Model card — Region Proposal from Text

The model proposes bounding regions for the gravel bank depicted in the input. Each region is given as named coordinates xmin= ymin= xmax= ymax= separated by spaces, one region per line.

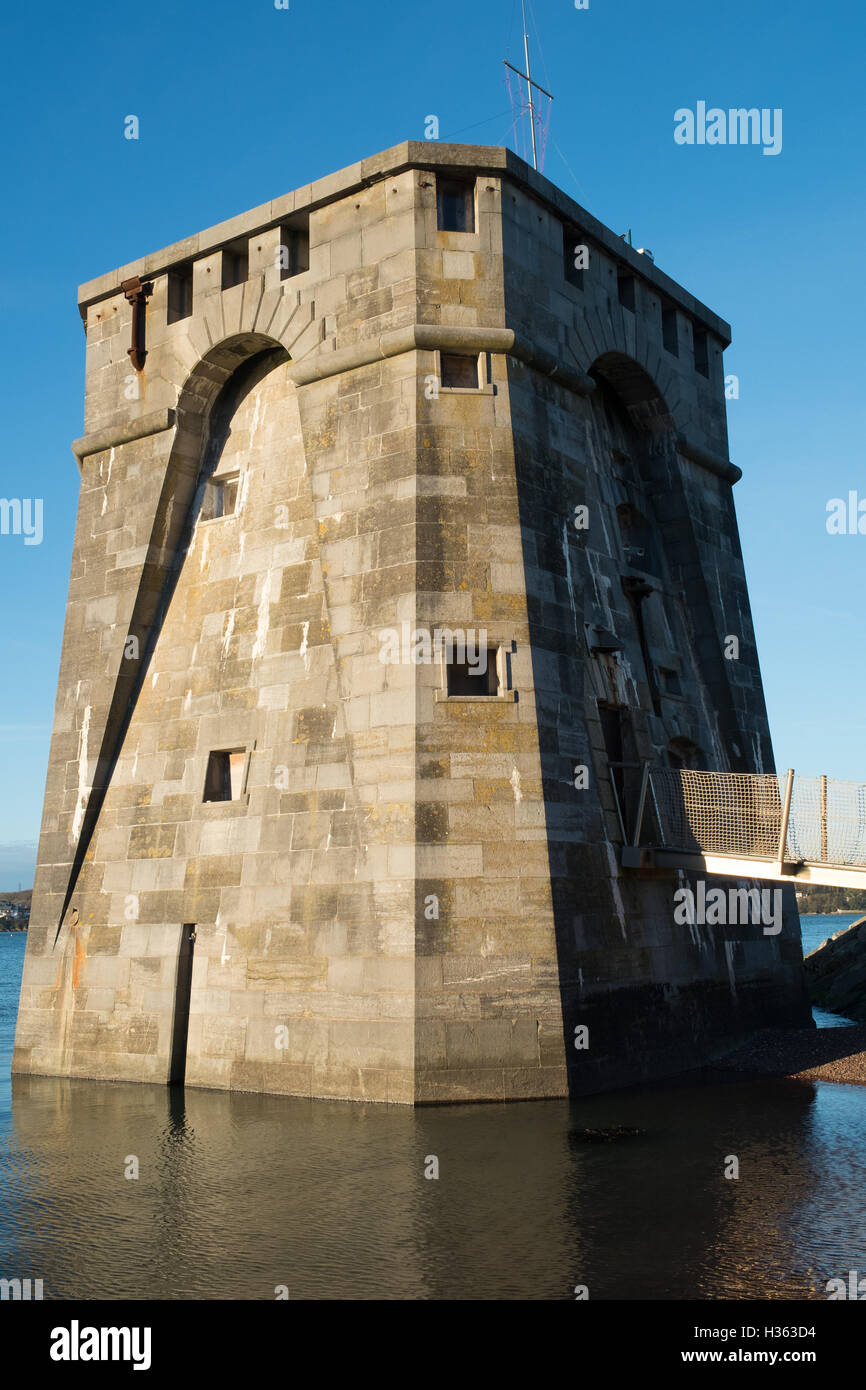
xmin=710 ymin=1023 xmax=866 ymax=1085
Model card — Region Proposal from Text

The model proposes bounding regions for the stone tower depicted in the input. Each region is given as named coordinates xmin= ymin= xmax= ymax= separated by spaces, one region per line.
xmin=13 ymin=143 xmax=809 ymax=1104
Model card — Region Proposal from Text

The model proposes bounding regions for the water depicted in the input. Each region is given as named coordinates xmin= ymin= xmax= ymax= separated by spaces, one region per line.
xmin=0 ymin=934 xmax=25 ymax=1118
xmin=2 ymin=923 xmax=866 ymax=1300
xmin=800 ymin=911 xmax=861 ymax=959
xmin=802 ymin=914 xmax=860 ymax=1028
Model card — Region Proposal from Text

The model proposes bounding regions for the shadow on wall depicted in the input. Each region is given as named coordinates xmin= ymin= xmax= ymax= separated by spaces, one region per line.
xmin=510 ymin=351 xmax=806 ymax=1095
xmin=54 ymin=342 xmax=290 ymax=944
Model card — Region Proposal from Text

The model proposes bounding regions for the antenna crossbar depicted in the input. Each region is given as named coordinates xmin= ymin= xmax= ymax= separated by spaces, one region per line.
xmin=502 ymin=60 xmax=554 ymax=102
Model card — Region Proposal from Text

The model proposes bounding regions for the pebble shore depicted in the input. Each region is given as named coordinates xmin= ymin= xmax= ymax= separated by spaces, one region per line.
xmin=711 ymin=1023 xmax=866 ymax=1086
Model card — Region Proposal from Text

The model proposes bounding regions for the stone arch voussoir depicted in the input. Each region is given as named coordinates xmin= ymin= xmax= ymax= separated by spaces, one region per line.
xmin=588 ymin=349 xmax=679 ymax=438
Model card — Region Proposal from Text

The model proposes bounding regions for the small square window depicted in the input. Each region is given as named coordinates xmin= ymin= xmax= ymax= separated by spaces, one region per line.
xmin=617 ymin=273 xmax=636 ymax=312
xmin=693 ymin=328 xmax=710 ymax=377
xmin=436 ymin=177 xmax=475 ymax=232
xmin=658 ymin=667 xmax=682 ymax=696
xmin=203 ymin=749 xmax=246 ymax=802
xmin=662 ymin=305 xmax=678 ymax=356
xmin=563 ymin=224 xmax=585 ymax=288
xmin=440 ymin=353 xmax=479 ymax=389
xmin=201 ymin=474 xmax=239 ymax=521
xmin=446 ymin=650 xmax=499 ymax=697
xmin=167 ymin=264 xmax=193 ymax=323
xmin=279 ymin=225 xmax=310 ymax=280
xmin=222 ymin=243 xmax=248 ymax=290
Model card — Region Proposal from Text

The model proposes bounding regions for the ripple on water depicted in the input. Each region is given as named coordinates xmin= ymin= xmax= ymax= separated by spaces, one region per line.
xmin=2 ymin=933 xmax=866 ymax=1299
xmin=0 ymin=1074 xmax=863 ymax=1299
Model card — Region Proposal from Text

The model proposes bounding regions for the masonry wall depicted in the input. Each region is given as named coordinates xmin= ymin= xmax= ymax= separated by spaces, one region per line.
xmin=14 ymin=142 xmax=810 ymax=1105
xmin=496 ymin=179 xmax=809 ymax=1087
xmin=15 ymin=165 xmax=427 ymax=1102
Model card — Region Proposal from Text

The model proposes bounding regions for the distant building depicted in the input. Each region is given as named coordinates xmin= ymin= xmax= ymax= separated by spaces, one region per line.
xmin=14 ymin=142 xmax=809 ymax=1103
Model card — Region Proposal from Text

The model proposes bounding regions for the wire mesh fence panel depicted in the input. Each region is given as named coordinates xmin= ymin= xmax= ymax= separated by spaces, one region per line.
xmin=648 ymin=770 xmax=783 ymax=856
xmin=786 ymin=778 xmax=866 ymax=866
xmin=645 ymin=770 xmax=866 ymax=866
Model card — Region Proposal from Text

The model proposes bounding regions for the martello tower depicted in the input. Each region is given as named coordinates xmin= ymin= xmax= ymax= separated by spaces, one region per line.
xmin=14 ymin=143 xmax=809 ymax=1104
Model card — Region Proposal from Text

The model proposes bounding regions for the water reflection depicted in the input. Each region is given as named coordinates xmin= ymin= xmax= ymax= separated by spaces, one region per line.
xmin=2 ymin=1072 xmax=864 ymax=1300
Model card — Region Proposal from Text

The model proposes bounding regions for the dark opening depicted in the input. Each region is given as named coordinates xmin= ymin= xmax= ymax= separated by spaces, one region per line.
xmin=598 ymin=701 xmax=624 ymax=763
xmin=563 ymin=224 xmax=585 ymax=289
xmin=436 ymin=177 xmax=475 ymax=232
xmin=203 ymin=749 xmax=246 ymax=801
xmin=667 ymin=737 xmax=704 ymax=771
xmin=201 ymin=474 xmax=239 ymax=521
xmin=447 ymin=650 xmax=499 ymax=696
xmin=279 ymin=225 xmax=310 ymax=280
xmin=440 ymin=353 xmax=479 ymax=389
xmin=661 ymin=305 xmax=679 ymax=355
xmin=598 ymin=701 xmax=627 ymax=833
xmin=658 ymin=666 xmax=682 ymax=696
xmin=168 ymin=925 xmax=196 ymax=1085
xmin=222 ymin=243 xmax=249 ymax=290
xmin=167 ymin=265 xmax=194 ymax=323
xmin=617 ymin=273 xmax=636 ymax=312
xmin=616 ymin=503 xmax=662 ymax=577
xmin=693 ymin=328 xmax=710 ymax=377
xmin=622 ymin=575 xmax=661 ymax=716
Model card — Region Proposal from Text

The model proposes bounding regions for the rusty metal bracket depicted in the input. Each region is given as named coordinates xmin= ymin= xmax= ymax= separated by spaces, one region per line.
xmin=121 ymin=275 xmax=153 ymax=371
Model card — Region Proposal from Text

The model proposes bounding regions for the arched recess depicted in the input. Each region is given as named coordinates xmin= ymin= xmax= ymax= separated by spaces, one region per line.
xmin=158 ymin=334 xmax=292 ymax=562
xmin=590 ymin=351 xmax=674 ymax=428
xmin=586 ymin=347 xmax=747 ymax=778
xmin=56 ymin=334 xmax=290 ymax=937
xmin=586 ymin=352 xmax=692 ymax=807
xmin=587 ymin=351 xmax=680 ymax=579
xmin=134 ymin=334 xmax=291 ymax=650
xmin=588 ymin=351 xmax=679 ymax=491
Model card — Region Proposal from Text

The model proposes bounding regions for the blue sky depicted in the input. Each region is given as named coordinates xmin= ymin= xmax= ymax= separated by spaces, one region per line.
xmin=0 ymin=0 xmax=863 ymax=887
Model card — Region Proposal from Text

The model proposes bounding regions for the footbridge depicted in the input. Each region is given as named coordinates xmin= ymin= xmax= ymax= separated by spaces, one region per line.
xmin=616 ymin=767 xmax=866 ymax=889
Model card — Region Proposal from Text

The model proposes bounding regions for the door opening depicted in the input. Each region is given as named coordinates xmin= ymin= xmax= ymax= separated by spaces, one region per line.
xmin=169 ymin=924 xmax=196 ymax=1085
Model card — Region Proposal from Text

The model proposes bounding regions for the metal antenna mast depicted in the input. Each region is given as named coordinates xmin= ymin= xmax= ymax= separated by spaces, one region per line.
xmin=522 ymin=0 xmax=538 ymax=170
xmin=504 ymin=1 xmax=554 ymax=172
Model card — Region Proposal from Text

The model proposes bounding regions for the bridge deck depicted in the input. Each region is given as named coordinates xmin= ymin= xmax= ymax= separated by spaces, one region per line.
xmin=615 ymin=766 xmax=866 ymax=888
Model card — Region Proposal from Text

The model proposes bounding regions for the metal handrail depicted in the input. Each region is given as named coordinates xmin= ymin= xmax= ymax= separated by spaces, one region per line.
xmin=610 ymin=764 xmax=866 ymax=870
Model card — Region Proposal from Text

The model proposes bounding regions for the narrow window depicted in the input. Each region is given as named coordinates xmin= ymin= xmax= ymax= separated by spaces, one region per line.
xmin=446 ymin=647 xmax=499 ymax=696
xmin=279 ymin=225 xmax=310 ymax=280
xmin=221 ymin=242 xmax=248 ymax=290
xmin=167 ymin=264 xmax=194 ymax=323
xmin=617 ymin=273 xmax=636 ymax=311
xmin=436 ymin=176 xmax=475 ymax=232
xmin=563 ymin=224 xmax=585 ymax=289
xmin=661 ymin=305 xmax=678 ymax=355
xmin=598 ymin=700 xmax=627 ymax=837
xmin=658 ymin=666 xmax=682 ymax=696
xmin=616 ymin=502 xmax=662 ymax=577
xmin=693 ymin=328 xmax=710 ymax=377
xmin=201 ymin=474 xmax=239 ymax=521
xmin=598 ymin=701 xmax=624 ymax=765
xmin=203 ymin=749 xmax=246 ymax=802
xmin=440 ymin=353 xmax=479 ymax=389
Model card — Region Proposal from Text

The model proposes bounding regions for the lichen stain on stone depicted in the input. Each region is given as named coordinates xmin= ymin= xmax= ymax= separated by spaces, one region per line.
xmin=72 ymin=925 xmax=86 ymax=989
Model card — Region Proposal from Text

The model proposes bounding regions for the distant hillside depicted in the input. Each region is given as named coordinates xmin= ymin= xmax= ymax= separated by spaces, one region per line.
xmin=796 ymin=885 xmax=866 ymax=915
xmin=0 ymin=889 xmax=31 ymax=930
